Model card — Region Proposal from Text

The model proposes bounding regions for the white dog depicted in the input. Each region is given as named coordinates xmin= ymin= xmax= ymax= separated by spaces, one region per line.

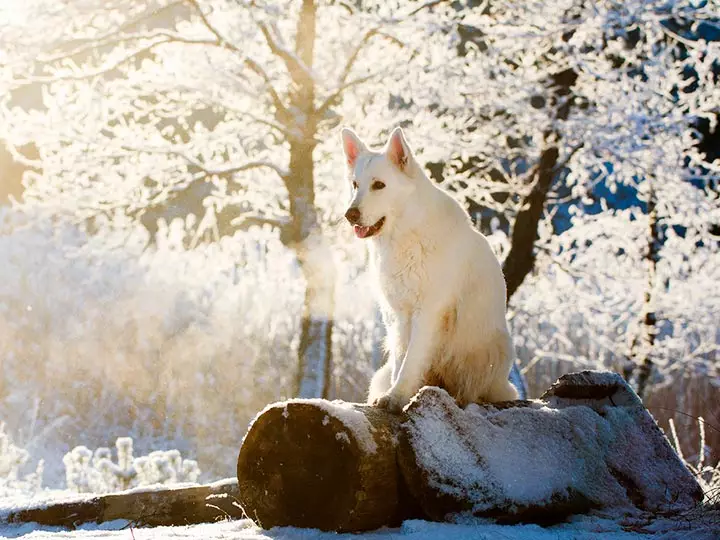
xmin=341 ymin=126 xmax=519 ymax=413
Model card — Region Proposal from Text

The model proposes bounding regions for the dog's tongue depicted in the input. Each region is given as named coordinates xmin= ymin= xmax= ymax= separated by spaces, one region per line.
xmin=354 ymin=225 xmax=371 ymax=238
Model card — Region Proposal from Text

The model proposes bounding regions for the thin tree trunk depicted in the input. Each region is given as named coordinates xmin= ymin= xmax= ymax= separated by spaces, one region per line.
xmin=503 ymin=146 xmax=560 ymax=300
xmin=284 ymin=139 xmax=336 ymax=399
xmin=630 ymin=188 xmax=659 ymax=399
xmin=503 ymin=68 xmax=577 ymax=301
xmin=282 ymin=0 xmax=336 ymax=399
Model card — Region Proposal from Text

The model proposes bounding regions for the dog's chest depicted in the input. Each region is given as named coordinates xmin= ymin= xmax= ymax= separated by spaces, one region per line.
xmin=371 ymin=235 xmax=429 ymax=311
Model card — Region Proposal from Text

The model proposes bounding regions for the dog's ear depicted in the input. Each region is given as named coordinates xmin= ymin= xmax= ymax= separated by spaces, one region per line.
xmin=386 ymin=127 xmax=415 ymax=173
xmin=341 ymin=128 xmax=367 ymax=169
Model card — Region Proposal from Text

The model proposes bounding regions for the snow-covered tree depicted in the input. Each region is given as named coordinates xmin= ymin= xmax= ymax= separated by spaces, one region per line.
xmin=431 ymin=0 xmax=719 ymax=395
xmin=0 ymin=0 xmax=485 ymax=399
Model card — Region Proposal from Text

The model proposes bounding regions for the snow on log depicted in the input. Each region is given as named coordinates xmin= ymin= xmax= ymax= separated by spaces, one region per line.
xmin=236 ymin=398 xmax=410 ymax=532
xmin=2 ymin=478 xmax=242 ymax=528
xmin=398 ymin=371 xmax=703 ymax=523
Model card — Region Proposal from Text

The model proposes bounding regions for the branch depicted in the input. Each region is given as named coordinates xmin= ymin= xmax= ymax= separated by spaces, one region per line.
xmin=16 ymin=39 xmax=174 ymax=83
xmin=117 ymin=143 xmax=288 ymax=179
xmin=405 ymin=0 xmax=452 ymax=17
xmin=222 ymin=105 xmax=293 ymax=138
xmin=2 ymin=140 xmax=42 ymax=170
xmin=243 ymin=57 xmax=291 ymax=119
xmin=185 ymin=0 xmax=243 ymax=56
xmin=503 ymin=145 xmax=561 ymax=301
xmin=185 ymin=0 xmax=290 ymax=116
xmin=230 ymin=214 xmax=290 ymax=232
xmin=661 ymin=25 xmax=703 ymax=50
xmin=257 ymin=22 xmax=314 ymax=85
xmin=212 ymin=160 xmax=289 ymax=179
xmin=39 ymin=0 xmax=187 ymax=56
xmin=551 ymin=142 xmax=585 ymax=175
xmin=37 ymin=30 xmax=217 ymax=64
xmin=186 ymin=0 xmax=291 ymax=120
xmin=317 ymin=72 xmax=383 ymax=117
xmin=339 ymin=28 xmax=403 ymax=87
xmin=317 ymin=30 xmax=403 ymax=116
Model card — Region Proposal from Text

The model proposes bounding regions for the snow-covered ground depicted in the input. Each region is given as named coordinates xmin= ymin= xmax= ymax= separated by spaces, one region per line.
xmin=2 ymin=514 xmax=719 ymax=540
xmin=1 ymin=490 xmax=718 ymax=540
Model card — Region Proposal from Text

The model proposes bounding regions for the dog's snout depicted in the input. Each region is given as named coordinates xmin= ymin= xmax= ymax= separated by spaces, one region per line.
xmin=345 ymin=207 xmax=361 ymax=224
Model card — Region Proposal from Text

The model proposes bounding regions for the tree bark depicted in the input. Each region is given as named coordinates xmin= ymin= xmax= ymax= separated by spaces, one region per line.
xmin=280 ymin=0 xmax=336 ymax=399
xmin=503 ymin=146 xmax=560 ymax=300
xmin=236 ymin=399 xmax=409 ymax=532
xmin=502 ymin=67 xmax=578 ymax=301
xmin=284 ymin=138 xmax=336 ymax=399
xmin=629 ymin=187 xmax=660 ymax=399
xmin=3 ymin=479 xmax=242 ymax=528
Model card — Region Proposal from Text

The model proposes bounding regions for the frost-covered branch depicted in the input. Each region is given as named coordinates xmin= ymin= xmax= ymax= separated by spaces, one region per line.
xmin=317 ymin=71 xmax=385 ymax=117
xmin=117 ymin=143 xmax=288 ymax=179
xmin=14 ymin=38 xmax=174 ymax=84
xmin=338 ymin=28 xmax=403 ymax=88
xmin=36 ymin=30 xmax=217 ymax=64
xmin=257 ymin=22 xmax=315 ymax=86
xmin=185 ymin=0 xmax=242 ymax=55
xmin=231 ymin=214 xmax=291 ymax=233
xmin=406 ymin=0 xmax=454 ymax=17
xmin=317 ymin=26 xmax=404 ymax=116
xmin=243 ymin=57 xmax=292 ymax=119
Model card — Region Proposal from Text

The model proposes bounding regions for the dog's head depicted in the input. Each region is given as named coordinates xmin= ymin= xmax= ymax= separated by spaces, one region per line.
xmin=340 ymin=126 xmax=422 ymax=239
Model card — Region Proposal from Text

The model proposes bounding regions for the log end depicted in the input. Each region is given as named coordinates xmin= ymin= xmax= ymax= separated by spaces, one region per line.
xmin=540 ymin=370 xmax=641 ymax=409
xmin=236 ymin=400 xmax=400 ymax=532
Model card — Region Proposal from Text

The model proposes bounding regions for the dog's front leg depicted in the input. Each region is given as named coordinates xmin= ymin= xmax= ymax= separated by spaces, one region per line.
xmin=374 ymin=308 xmax=440 ymax=413
xmin=387 ymin=314 xmax=411 ymax=383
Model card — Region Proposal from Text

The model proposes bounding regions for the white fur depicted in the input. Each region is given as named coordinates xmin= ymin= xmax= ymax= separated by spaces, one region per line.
xmin=342 ymin=127 xmax=519 ymax=413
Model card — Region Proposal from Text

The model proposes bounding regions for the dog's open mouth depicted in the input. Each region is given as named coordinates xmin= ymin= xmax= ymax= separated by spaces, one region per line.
xmin=354 ymin=217 xmax=385 ymax=239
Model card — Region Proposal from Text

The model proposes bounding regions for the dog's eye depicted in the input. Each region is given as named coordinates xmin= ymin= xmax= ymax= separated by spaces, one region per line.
xmin=352 ymin=181 xmax=358 ymax=190
xmin=371 ymin=180 xmax=385 ymax=191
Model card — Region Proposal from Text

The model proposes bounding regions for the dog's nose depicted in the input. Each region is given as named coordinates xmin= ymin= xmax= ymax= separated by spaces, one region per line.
xmin=345 ymin=207 xmax=361 ymax=224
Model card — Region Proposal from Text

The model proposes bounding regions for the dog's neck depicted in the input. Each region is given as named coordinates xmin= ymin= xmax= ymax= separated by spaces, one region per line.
xmin=372 ymin=175 xmax=457 ymax=250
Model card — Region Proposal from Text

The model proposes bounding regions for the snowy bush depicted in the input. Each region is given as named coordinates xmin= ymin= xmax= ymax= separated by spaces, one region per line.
xmin=64 ymin=436 xmax=200 ymax=493
xmin=0 ymin=422 xmax=43 ymax=496
xmin=667 ymin=417 xmax=720 ymax=506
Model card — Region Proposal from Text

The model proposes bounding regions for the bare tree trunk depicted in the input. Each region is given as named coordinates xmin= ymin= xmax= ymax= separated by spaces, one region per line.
xmin=503 ymin=146 xmax=560 ymax=300
xmin=502 ymin=68 xmax=577 ymax=301
xmin=281 ymin=0 xmax=336 ymax=399
xmin=629 ymin=187 xmax=660 ymax=399
xmin=283 ymin=139 xmax=336 ymax=399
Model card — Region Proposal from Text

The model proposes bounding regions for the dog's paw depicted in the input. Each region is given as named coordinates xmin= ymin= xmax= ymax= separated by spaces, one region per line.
xmin=372 ymin=393 xmax=406 ymax=414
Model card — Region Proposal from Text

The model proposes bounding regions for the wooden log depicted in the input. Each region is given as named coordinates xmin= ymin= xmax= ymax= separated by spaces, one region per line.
xmin=236 ymin=399 xmax=411 ymax=532
xmin=397 ymin=372 xmax=703 ymax=523
xmin=3 ymin=478 xmax=242 ymax=528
